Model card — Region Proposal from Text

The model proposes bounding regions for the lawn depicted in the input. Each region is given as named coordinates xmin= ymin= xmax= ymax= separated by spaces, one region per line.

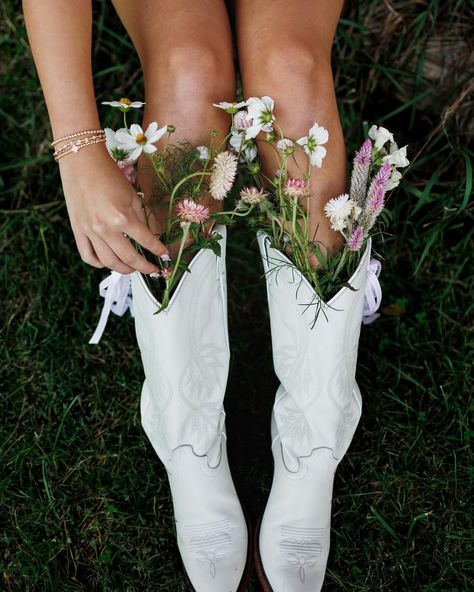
xmin=1 ymin=1 xmax=473 ymax=590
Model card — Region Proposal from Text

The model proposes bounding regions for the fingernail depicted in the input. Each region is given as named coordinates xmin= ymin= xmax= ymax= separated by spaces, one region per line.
xmin=160 ymin=253 xmax=171 ymax=262
xmin=149 ymin=272 xmax=160 ymax=278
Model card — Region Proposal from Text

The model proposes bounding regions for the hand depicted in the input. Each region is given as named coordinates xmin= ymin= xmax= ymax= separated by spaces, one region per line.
xmin=58 ymin=143 xmax=169 ymax=274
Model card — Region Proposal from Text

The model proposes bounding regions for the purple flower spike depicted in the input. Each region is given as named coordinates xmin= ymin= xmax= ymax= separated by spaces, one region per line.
xmin=373 ymin=161 xmax=392 ymax=190
xmin=350 ymin=139 xmax=373 ymax=206
xmin=367 ymin=185 xmax=385 ymax=216
xmin=354 ymin=139 xmax=372 ymax=167
xmin=347 ymin=226 xmax=364 ymax=251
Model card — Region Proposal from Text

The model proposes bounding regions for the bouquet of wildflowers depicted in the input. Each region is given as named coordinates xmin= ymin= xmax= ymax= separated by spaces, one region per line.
xmin=101 ymin=98 xmax=242 ymax=311
xmin=101 ymin=97 xmax=409 ymax=320
xmin=214 ymin=97 xmax=409 ymax=312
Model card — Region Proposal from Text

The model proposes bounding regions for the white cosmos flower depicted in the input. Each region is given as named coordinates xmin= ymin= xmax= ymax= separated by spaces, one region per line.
xmin=276 ymin=138 xmax=294 ymax=150
xmin=115 ymin=122 xmax=167 ymax=161
xmin=104 ymin=127 xmax=131 ymax=161
xmin=213 ymin=100 xmax=249 ymax=114
xmin=386 ymin=169 xmax=403 ymax=190
xmin=244 ymin=96 xmax=276 ymax=139
xmin=383 ymin=143 xmax=409 ymax=167
xmin=368 ymin=125 xmax=394 ymax=149
xmin=324 ymin=193 xmax=357 ymax=228
xmin=296 ymin=123 xmax=329 ymax=167
xmin=102 ymin=98 xmax=145 ymax=110
xmin=229 ymin=131 xmax=258 ymax=162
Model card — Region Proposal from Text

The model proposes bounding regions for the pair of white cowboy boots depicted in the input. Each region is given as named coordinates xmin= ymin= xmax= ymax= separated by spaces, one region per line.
xmin=131 ymin=224 xmax=376 ymax=591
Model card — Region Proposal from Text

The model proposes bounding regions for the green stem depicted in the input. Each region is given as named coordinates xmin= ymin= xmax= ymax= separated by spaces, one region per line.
xmin=166 ymin=223 xmax=190 ymax=295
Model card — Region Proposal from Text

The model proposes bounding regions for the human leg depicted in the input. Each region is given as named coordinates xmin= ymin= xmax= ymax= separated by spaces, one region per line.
xmin=235 ymin=3 xmax=366 ymax=590
xmin=235 ymin=0 xmax=346 ymax=258
xmin=111 ymin=3 xmax=249 ymax=590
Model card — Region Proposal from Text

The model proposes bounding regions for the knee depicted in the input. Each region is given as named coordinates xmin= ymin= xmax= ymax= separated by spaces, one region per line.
xmin=243 ymin=40 xmax=333 ymax=95
xmin=155 ymin=41 xmax=235 ymax=99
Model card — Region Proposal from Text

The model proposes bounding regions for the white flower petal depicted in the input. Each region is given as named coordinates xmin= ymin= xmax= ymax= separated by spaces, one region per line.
xmin=310 ymin=145 xmax=327 ymax=167
xmin=143 ymin=144 xmax=157 ymax=154
xmin=128 ymin=123 xmax=143 ymax=137
xmin=146 ymin=125 xmax=168 ymax=144
xmin=244 ymin=123 xmax=263 ymax=140
xmin=383 ymin=145 xmax=409 ymax=167
xmin=309 ymin=123 xmax=329 ymax=145
xmin=368 ymin=125 xmax=394 ymax=149
xmin=128 ymin=146 xmax=143 ymax=161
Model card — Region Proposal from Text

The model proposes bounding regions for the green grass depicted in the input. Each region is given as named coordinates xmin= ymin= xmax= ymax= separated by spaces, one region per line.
xmin=1 ymin=1 xmax=473 ymax=590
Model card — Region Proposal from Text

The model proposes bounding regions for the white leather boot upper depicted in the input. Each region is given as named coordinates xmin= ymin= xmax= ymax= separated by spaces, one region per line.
xmin=257 ymin=231 xmax=369 ymax=592
xmin=132 ymin=226 xmax=247 ymax=592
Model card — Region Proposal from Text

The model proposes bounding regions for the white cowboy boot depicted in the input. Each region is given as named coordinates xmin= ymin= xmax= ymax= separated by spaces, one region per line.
xmin=255 ymin=230 xmax=373 ymax=592
xmin=131 ymin=225 xmax=249 ymax=592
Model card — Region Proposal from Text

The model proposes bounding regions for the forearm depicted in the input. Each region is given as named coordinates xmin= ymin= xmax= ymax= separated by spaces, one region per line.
xmin=22 ymin=0 xmax=100 ymax=138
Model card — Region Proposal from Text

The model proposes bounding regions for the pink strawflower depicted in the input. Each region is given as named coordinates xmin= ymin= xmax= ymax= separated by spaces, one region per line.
xmin=117 ymin=160 xmax=136 ymax=184
xmin=284 ymin=178 xmax=311 ymax=199
xmin=209 ymin=151 xmax=238 ymax=200
xmin=176 ymin=198 xmax=210 ymax=224
xmin=347 ymin=226 xmax=364 ymax=251
xmin=239 ymin=186 xmax=269 ymax=204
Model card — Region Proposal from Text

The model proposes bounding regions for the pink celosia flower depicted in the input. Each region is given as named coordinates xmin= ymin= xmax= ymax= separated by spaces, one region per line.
xmin=176 ymin=198 xmax=210 ymax=224
xmin=284 ymin=178 xmax=311 ymax=199
xmin=350 ymin=139 xmax=372 ymax=206
xmin=209 ymin=151 xmax=238 ymax=200
xmin=367 ymin=185 xmax=385 ymax=216
xmin=239 ymin=186 xmax=269 ymax=205
xmin=364 ymin=160 xmax=391 ymax=218
xmin=354 ymin=139 xmax=373 ymax=167
xmin=372 ymin=161 xmax=392 ymax=191
xmin=117 ymin=160 xmax=136 ymax=184
xmin=347 ymin=226 xmax=364 ymax=251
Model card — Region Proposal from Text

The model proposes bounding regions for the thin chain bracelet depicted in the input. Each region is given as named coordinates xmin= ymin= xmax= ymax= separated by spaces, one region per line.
xmin=51 ymin=128 xmax=104 ymax=147
xmin=53 ymin=136 xmax=106 ymax=162
xmin=53 ymin=133 xmax=105 ymax=156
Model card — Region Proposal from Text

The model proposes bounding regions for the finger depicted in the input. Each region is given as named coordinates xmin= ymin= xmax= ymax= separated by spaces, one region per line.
xmin=106 ymin=233 xmax=161 ymax=275
xmin=90 ymin=235 xmax=135 ymax=274
xmin=125 ymin=216 xmax=170 ymax=259
xmin=75 ymin=232 xmax=104 ymax=268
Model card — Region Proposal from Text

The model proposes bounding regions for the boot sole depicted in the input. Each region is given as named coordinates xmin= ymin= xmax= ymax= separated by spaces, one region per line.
xmin=254 ymin=515 xmax=274 ymax=592
xmin=184 ymin=509 xmax=253 ymax=592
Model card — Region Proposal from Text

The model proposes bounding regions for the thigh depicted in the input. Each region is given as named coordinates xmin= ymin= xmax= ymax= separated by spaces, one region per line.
xmin=234 ymin=0 xmax=344 ymax=83
xmin=112 ymin=0 xmax=234 ymax=66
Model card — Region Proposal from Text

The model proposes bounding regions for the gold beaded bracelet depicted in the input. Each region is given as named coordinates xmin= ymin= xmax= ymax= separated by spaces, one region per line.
xmin=53 ymin=134 xmax=106 ymax=162
xmin=51 ymin=128 xmax=104 ymax=147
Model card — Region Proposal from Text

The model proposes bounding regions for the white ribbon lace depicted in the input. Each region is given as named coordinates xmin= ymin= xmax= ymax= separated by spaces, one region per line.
xmin=89 ymin=272 xmax=134 ymax=344
xmin=363 ymin=259 xmax=382 ymax=325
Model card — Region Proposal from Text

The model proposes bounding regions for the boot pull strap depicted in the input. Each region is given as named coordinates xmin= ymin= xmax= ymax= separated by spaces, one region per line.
xmin=363 ymin=259 xmax=382 ymax=325
xmin=89 ymin=271 xmax=134 ymax=344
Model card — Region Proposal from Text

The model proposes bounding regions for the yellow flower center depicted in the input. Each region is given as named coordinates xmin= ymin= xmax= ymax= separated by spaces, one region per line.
xmin=135 ymin=133 xmax=147 ymax=144
xmin=119 ymin=98 xmax=132 ymax=106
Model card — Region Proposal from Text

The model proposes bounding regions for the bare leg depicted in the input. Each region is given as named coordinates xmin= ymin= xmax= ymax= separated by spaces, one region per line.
xmin=234 ymin=0 xmax=346 ymax=260
xmin=112 ymin=0 xmax=236 ymax=256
